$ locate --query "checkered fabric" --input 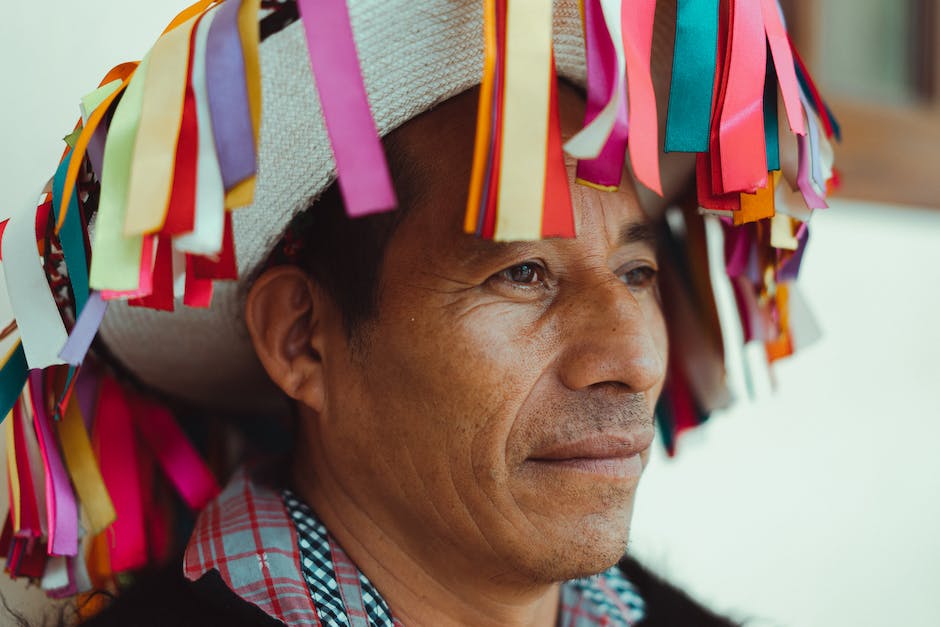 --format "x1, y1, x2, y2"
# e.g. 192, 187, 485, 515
283, 490, 399, 627
183, 468, 320, 625
185, 470, 646, 626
